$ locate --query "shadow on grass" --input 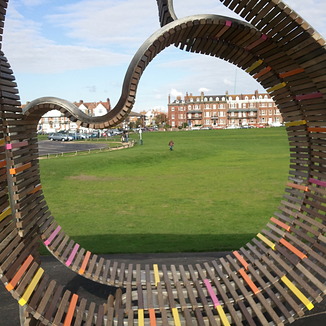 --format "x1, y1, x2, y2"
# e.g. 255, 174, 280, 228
41, 233, 258, 255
